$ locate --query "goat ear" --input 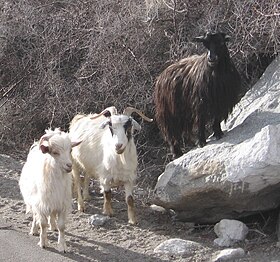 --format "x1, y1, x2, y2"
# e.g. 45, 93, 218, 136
71, 140, 82, 148
38, 134, 52, 153
132, 119, 141, 131
224, 35, 231, 42
91, 109, 112, 120
103, 110, 112, 118
193, 36, 205, 42
40, 144, 49, 154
